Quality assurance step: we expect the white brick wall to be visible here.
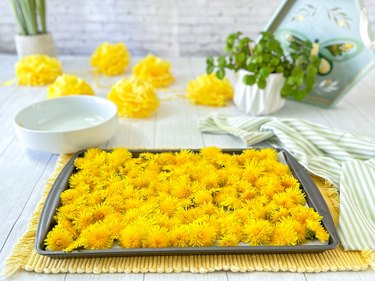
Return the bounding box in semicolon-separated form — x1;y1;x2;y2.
1;0;375;56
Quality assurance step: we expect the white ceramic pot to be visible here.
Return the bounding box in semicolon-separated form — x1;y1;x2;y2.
15;33;56;58
234;70;286;115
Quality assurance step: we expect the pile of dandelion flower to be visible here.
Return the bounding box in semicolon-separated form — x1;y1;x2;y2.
45;147;330;251
107;77;159;118
47;74;94;99
187;73;233;106
91;42;131;76
133;54;174;88
15;55;63;86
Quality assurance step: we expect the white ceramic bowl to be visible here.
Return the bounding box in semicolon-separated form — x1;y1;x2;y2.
14;96;118;154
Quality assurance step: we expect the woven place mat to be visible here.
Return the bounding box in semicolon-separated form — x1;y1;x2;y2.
3;155;375;277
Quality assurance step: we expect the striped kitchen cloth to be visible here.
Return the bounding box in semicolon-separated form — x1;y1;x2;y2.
199;113;375;251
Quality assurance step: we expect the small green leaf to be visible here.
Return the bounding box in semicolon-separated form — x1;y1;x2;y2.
206;56;214;65
276;66;284;73
254;44;263;54
246;63;257;72
235;53;246;65
243;74;256;85
287;77;295;85
270;57;279;66
260;67;270;77
218;56;227;68
257;78;267;89
256;56;263;64
206;65;214;74
216;69;225;79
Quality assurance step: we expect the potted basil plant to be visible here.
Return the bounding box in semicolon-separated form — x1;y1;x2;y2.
9;0;56;58
206;32;320;115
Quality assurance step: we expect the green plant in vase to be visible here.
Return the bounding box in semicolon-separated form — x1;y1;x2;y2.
207;32;320;114
9;0;56;57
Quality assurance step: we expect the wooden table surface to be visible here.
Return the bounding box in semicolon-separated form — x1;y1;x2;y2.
0;54;374;280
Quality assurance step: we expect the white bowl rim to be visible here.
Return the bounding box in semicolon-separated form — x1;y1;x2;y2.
14;95;118;134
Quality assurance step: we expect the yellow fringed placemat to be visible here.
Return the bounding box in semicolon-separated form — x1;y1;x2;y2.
3;155;375;277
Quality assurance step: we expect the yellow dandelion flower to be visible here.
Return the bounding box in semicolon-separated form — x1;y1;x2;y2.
122;208;143;223
144;226;170;248
232;208;250;224
92;203;114;222
108;77;159;118
83;148;104;161
257;148;278;161
201;171;220;190
91;42;131;76
102;214;124;238
219;215;243;238
16;54;62;86
169;225;190;247
200;146;222;158
268;206;290;223
81;223;113;249
290;206;322;225
285;186;306;205
174;150;195;165
218;233;240;247
56;204;79;220
73;210;95;231
248;201;267;220
45;226;74;251
188;222;217;247
108;147;132;164
158;195;179;216
55;217;78;238
124;198;143;211
271;192;296;209
155;214;178;229
242;160;265;184
47;74;94;99
237;149;259;165
293;222;307;243
194;189;213;205
170;178;193;199
60;188;82;206
187;73;233;106
199;202;217;216
175;207;200;224
157;152;175;165
64;238;85;252
271;162;291;176
279;174;300;190
243;219;273;246
306;219;330;242
133;54;174;88
119;225;145;248
271;219;298;246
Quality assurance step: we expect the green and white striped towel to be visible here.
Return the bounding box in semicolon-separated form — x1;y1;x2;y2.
199;113;375;251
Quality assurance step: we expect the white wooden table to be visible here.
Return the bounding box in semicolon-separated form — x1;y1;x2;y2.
0;54;374;281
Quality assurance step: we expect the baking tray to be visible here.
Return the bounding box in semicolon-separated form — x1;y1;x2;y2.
35;148;339;258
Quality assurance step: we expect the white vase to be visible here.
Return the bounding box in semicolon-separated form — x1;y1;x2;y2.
15;33;56;58
234;70;286;115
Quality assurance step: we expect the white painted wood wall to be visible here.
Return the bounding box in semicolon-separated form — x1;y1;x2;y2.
1;0;375;56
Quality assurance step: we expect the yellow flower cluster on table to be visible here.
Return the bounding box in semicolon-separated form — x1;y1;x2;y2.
133;54;174;88
91;42;131;76
47;74;94;99
15;55;63;86
45;147;330;251
108;77;159;118
187;74;233;106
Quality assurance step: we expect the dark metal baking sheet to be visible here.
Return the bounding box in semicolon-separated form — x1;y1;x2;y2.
35;148;339;258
